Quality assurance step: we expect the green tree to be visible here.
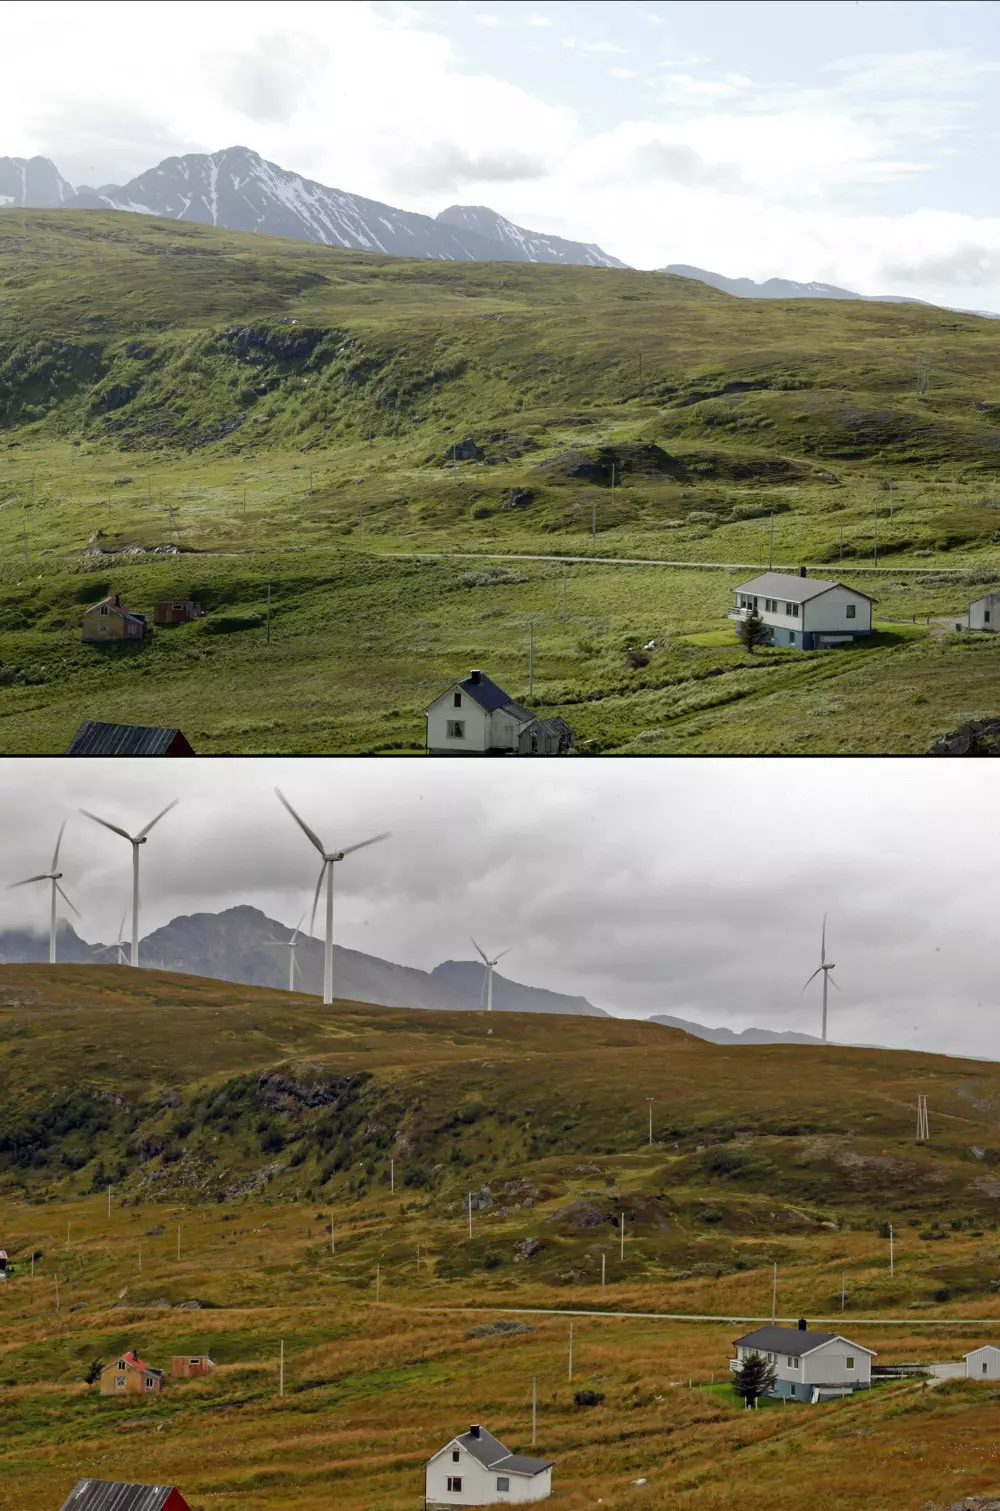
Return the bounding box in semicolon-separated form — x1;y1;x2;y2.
739;608;771;655
732;1350;777;1408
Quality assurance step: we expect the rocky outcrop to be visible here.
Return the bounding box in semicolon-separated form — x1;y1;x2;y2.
927;719;1000;754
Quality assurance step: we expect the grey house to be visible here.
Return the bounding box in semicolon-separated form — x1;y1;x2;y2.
426;670;573;756
731;1322;875;1403
730;570;875;649
968;592;1000;632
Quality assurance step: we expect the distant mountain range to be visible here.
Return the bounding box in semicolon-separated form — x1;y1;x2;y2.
660;263;925;305
0;904;609;1016
0;146;625;268
648;1011;826;1046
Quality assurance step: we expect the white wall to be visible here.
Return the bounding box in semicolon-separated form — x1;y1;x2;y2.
803;1340;871;1386
426;1444;550;1506
965;1348;1000;1379
802;587;872;635
427;689;490;753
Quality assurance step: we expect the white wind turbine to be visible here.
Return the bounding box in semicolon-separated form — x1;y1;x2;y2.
8;822;80;963
275;789;390;1006
801;912;839;1042
79;801;178;967
265;913;306;992
472;938;511;1013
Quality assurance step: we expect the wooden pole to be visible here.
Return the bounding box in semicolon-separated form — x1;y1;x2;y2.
279;1339;284;1397
266;583;271;646
562;571;567;628
620;1213;625;1262
376;1262;381;1303
601;1252;606;1298
177;1225;181;1262
468;1191;473;1239
772;1262;777;1321
532;1375;537;1445
568;1320;573;1381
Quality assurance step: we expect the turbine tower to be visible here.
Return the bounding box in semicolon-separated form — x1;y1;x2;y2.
275;789;390;1006
8;822;80;963
801;912;839;1042
265;913;306;992
80;801;178;966
472;938;511;1013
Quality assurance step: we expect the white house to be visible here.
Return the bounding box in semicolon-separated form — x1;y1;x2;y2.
426;1424;553;1510
425;669;573;756
730;571;875;649
968;593;1000;632
964;1345;1000;1378
731;1323;876;1403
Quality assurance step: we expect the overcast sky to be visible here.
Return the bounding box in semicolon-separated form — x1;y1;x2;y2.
4;1;1000;307
3;756;998;1062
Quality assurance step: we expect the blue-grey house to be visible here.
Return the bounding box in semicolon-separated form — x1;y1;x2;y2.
731;1322;875;1403
730;570;875;649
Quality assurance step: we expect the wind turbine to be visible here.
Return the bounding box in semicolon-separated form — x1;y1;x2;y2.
275;790;390;1006
8;823;80;963
801;912;839;1042
472;938;511;1013
265;913;306;992
79;801;178;967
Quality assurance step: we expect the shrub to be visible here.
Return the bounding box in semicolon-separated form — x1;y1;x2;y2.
574;1389;605;1407
625;648;650;669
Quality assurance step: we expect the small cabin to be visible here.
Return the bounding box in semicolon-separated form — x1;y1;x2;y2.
65;720;195;756
170;1354;214;1379
426;1423;553;1509
426;670;573;756
965;1345;1000;1378
58;1481;192;1511
99;1350;164;1397
154;599;203;626
0;1249;7;1276
968;592;1000;632
82;593;148;643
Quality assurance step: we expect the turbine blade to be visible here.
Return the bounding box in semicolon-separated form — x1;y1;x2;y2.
828;975;841;992
8;874;51;888
309;861;326;936
80;809;134;843
471;937;489;964
290;910;306;946
339;831;391;857
821;912;828;965
51;820;66;873
801;967;823;991
55;881;81;918
293;953;302;985
137;798;179;840
275;788;326;856
118;911;127;941
494;947;512;961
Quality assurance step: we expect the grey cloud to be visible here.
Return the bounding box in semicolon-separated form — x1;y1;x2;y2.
218;34;329;125
630;141;748;193
3;758;999;1061
25;101;188;189
880;246;1000;287
389;144;549;194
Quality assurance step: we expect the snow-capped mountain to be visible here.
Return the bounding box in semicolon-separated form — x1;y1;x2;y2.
436;203;627;268
0;155;75;209
661;263;924;305
37;144;623;267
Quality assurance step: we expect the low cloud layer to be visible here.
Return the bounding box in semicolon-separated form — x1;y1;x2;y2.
4;758;1000;1063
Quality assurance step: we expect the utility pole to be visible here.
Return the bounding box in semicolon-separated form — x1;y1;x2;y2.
416;1244;420;1272
917;1095;929;1141
360;506;364;541
562;571;567;629
532;1376;537;1446
107;1185;112;1219
646;1097;654;1147
889;1223;894;1276
769;512;775;570
620;1213;625;1263
266;583;272;646
873;499;878;566
177;1225;181;1262
839;524;844;561
66;1221;71;1250
610;462;616;516
568;1320;574;1381
139;1243;142;1274
331;1222;335;1256
452;444;457;486
279;1339;284;1397
889;476;894;523
390;1158;395;1194
308;467;313;495
841;1271;845;1311
592;492;597;541
468;1191;475;1239
772;1262;778;1322
55;1275;60;1315
601;1252;606;1298
528;622;534;698
376;1261;381;1303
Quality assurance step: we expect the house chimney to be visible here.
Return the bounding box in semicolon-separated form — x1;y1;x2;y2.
469;669;482;684
797;1318;807;1331
798;567;807;578
469;1424;481;1438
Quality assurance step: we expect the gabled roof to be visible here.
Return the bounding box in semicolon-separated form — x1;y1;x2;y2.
66;721;194;756
456;671;515;712
87;595;146;624
110;1350;160;1374
58;1481;189;1511
430;1426;553;1477
734;1325;875;1357
499;700;535;725
734;572;875;605
964;1345;1000;1358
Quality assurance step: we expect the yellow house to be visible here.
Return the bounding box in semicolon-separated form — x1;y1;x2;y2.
82;594;149;643
99;1350;164;1396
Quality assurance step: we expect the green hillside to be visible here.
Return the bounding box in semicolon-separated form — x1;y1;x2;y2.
4;211;1000;751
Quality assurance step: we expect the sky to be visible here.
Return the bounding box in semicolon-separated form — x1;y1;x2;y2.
3;756;999;1063
4;1;1000;307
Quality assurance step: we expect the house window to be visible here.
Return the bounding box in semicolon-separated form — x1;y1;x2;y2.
452;1452;460;1463
145;1377;155;1390
787;1356;799;1367
447;1478;463;1493
116;1377;125;1388
118;1360;126;1370
984;1362;989;1374
986;611;992;623
99;623;108;633
446;720;465;739
100;605;108;616
846;1357;855;1370
845;605;856;619
786;602;799;617
497;1479;510;1493
453;692;462;708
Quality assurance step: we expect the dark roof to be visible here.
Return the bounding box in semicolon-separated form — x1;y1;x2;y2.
449;1428;552;1476
735;572;875;605
456;671;515;712
66;721;194;756
58;1481;188;1511
734;1325;837;1353
500;700;535;724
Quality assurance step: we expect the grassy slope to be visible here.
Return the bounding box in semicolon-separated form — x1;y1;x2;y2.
4;211;1000;751
5;968;1000;1509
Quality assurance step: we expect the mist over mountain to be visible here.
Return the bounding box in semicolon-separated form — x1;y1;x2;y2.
0;144;623;268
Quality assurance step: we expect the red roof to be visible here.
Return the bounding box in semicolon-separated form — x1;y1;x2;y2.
120;1351;155;1373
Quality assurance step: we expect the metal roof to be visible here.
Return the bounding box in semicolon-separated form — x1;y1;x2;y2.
734;1324;875;1356
734;572;875;604
58;1481;185;1511
65;721;193;756
964;1345;1000;1357
455;1427;512;1467
457;671;516;712
499;700;535;725
498;1454;555;1477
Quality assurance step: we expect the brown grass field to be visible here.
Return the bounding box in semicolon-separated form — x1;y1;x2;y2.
3;966;1000;1511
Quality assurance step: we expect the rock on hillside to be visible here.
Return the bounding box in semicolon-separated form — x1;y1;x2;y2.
927;719;1000;755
